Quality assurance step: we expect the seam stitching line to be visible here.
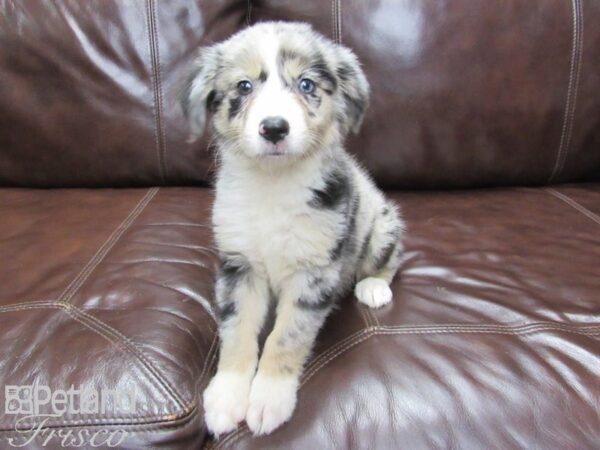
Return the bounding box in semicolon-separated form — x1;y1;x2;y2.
358;308;371;328
550;0;583;182
331;0;334;42
301;323;600;386
0;407;198;434
215;322;600;449
560;0;584;179
151;0;168;180
146;0;167;182
0;300;57;313
198;333;219;388
301;325;600;388
337;0;342;42
546;188;600;226
57;188;158;304
246;0;252;25
371;306;381;327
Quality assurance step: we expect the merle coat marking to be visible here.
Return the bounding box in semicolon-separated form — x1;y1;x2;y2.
181;22;405;437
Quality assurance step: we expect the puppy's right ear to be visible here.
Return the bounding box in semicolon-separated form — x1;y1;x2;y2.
180;46;223;141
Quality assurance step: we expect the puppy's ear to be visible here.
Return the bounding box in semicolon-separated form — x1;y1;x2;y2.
180;46;223;141
334;46;370;135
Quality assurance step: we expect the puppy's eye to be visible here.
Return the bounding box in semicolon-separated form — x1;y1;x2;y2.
299;78;315;94
237;80;253;95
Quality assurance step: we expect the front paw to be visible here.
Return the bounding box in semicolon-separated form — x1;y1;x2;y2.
355;277;393;308
203;371;251;436
245;373;298;435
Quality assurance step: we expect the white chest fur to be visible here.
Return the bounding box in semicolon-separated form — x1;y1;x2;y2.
213;154;343;285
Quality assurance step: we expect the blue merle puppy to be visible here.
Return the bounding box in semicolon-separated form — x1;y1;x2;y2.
182;22;404;436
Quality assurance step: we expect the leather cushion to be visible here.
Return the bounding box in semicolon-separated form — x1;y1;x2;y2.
1;185;598;448
0;0;245;187
210;184;600;449
0;187;218;448
2;1;599;189
251;0;600;188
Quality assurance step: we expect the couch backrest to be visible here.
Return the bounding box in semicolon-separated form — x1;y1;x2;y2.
1;0;598;189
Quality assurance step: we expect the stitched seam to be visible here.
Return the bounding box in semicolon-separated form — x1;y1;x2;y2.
370;308;380;327
151;0;168;180
303;329;369;378
365;309;374;328
366;309;377;328
0;300;58;313
357;308;371;328
0;407;198;434
246;0;252;25
566;0;583;176
217;322;600;449
337;0;342;42
365;306;377;328
301;325;600;388
145;0;161;181
302;326;600;386
146;0;168;182
331;0;337;43
560;0;584;179
198;333;219;388
302;323;600;385
0;304;64;314
546;188;600;226
376;323;600;333
549;0;583;182
301;332;375;388
57;188;158;303
331;0;334;41
549;0;578;181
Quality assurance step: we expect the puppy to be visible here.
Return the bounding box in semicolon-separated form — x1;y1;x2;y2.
181;22;404;436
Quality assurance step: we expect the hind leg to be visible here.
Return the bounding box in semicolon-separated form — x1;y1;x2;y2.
355;202;404;308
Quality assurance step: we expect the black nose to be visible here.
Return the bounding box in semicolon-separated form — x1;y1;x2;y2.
259;116;289;144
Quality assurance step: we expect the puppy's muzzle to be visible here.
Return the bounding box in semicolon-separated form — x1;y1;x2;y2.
259;116;289;144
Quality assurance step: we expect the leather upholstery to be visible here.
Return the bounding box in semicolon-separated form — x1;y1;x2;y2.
1;0;599;188
208;185;600;449
0;0;245;187
0;188;217;448
252;0;600;189
0;1;598;449
1;186;599;449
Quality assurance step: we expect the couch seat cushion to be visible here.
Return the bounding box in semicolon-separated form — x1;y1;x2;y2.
0;187;218;449
1;185;599;449
214;185;600;450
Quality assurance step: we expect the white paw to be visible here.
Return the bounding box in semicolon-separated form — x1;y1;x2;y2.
203;371;251;436
246;373;298;435
355;277;393;308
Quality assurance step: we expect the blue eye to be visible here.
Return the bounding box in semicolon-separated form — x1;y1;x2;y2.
299;78;315;94
237;80;253;95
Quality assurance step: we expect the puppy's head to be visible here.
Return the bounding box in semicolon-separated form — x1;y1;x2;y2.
181;22;369;163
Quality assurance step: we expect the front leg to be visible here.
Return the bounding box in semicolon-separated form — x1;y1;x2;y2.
246;271;337;435
204;255;269;436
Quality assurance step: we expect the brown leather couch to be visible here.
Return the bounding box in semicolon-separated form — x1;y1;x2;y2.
1;1;599;449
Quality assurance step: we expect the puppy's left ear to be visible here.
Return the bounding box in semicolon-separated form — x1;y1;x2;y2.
334;46;370;135
180;46;223;141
